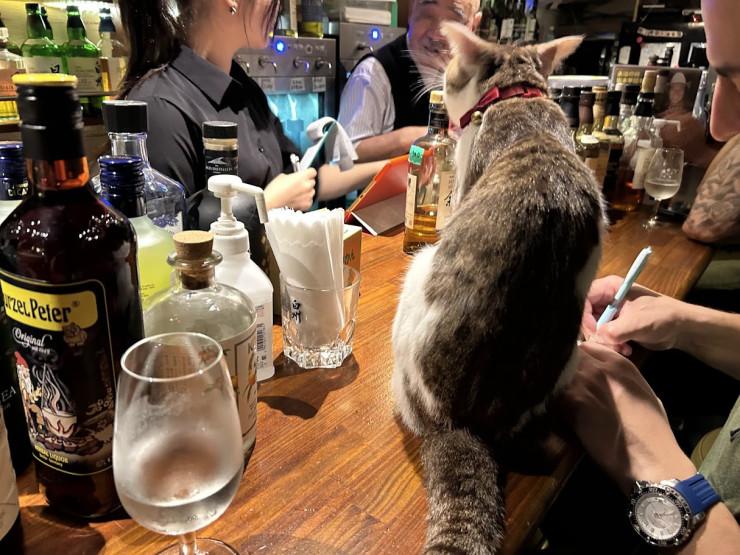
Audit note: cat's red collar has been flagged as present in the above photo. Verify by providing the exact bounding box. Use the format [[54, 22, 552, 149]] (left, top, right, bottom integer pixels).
[[459, 85, 544, 129]]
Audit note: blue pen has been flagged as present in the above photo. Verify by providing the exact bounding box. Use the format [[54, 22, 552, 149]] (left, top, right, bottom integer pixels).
[[596, 246, 653, 330]]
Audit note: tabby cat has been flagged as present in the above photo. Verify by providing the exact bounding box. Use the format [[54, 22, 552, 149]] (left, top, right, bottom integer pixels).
[[391, 23, 606, 553]]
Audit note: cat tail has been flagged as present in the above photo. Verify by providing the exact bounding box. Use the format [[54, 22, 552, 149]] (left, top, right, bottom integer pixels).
[[421, 427, 504, 554]]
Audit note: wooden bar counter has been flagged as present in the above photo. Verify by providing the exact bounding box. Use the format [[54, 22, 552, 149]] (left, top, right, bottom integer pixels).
[[16, 208, 715, 554]]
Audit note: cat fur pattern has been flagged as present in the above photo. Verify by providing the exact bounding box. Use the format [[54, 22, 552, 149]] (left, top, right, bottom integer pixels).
[[391, 23, 607, 554]]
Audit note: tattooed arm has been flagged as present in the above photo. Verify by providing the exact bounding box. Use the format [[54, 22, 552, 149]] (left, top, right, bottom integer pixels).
[[683, 133, 740, 244]]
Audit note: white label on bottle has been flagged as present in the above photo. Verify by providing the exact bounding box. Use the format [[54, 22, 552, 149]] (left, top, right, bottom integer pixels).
[[435, 171, 455, 230], [500, 19, 514, 40], [65, 57, 104, 92], [312, 76, 326, 92], [107, 57, 127, 91], [253, 301, 274, 380], [524, 18, 537, 41], [22, 57, 63, 74], [220, 324, 257, 453], [290, 78, 305, 92], [0, 409, 20, 540], [631, 147, 655, 190], [258, 77, 275, 92], [404, 173, 418, 229]]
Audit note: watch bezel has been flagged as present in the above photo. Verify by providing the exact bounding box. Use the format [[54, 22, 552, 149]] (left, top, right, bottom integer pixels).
[[628, 482, 693, 547]]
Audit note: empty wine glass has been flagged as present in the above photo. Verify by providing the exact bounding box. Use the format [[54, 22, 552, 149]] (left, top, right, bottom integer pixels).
[[643, 147, 684, 229], [113, 332, 244, 554]]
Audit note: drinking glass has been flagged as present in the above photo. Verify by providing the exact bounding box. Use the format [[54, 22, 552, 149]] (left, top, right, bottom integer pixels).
[[643, 147, 684, 229], [114, 332, 244, 554]]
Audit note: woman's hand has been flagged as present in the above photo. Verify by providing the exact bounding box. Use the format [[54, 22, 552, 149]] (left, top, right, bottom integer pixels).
[[264, 168, 317, 211]]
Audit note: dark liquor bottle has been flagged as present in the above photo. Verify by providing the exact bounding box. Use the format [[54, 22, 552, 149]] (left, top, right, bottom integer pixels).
[[0, 73, 144, 518], [593, 91, 625, 200], [0, 142, 32, 473]]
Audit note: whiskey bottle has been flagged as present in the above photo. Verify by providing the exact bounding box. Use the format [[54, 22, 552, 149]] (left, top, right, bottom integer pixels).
[[97, 8, 127, 94], [0, 73, 144, 518], [593, 91, 625, 201], [99, 155, 174, 305], [21, 3, 63, 74], [144, 230, 258, 461], [559, 86, 580, 141], [100, 100, 187, 234], [403, 91, 456, 254], [575, 91, 602, 181], [62, 5, 104, 117]]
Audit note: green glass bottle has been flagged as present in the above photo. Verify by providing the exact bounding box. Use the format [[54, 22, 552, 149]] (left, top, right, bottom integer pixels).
[[40, 7, 53, 40], [21, 3, 63, 75], [63, 5, 103, 117]]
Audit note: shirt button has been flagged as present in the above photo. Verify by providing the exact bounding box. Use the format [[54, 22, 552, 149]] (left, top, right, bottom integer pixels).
[[258, 146, 265, 152]]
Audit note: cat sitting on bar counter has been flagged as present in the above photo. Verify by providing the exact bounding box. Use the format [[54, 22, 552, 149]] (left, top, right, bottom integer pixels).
[[391, 23, 607, 554]]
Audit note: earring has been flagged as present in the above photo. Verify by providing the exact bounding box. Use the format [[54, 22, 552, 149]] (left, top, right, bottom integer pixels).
[[230, 3, 237, 14]]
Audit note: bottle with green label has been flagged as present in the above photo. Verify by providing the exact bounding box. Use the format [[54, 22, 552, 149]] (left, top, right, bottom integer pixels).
[[21, 3, 63, 75], [403, 91, 456, 254], [63, 5, 104, 117], [0, 73, 144, 518]]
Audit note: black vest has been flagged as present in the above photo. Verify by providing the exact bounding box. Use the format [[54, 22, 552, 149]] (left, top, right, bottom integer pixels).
[[359, 34, 431, 130]]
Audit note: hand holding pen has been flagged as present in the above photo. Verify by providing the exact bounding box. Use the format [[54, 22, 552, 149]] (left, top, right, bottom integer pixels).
[[596, 246, 652, 330]]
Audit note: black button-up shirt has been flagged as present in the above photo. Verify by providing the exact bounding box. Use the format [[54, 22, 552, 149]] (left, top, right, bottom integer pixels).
[[127, 46, 304, 271]]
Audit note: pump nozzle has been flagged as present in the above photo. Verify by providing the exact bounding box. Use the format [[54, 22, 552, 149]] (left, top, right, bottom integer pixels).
[[652, 118, 681, 133], [208, 174, 269, 224]]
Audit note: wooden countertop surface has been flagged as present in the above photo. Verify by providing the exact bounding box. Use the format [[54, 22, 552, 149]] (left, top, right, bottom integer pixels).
[[16, 207, 716, 554]]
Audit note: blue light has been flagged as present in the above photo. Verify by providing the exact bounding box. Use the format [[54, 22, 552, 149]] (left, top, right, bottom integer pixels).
[[370, 28, 380, 41], [275, 40, 286, 53]]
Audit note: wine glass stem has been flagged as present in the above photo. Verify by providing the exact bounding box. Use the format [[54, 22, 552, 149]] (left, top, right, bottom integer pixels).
[[178, 532, 198, 555], [649, 199, 661, 222]]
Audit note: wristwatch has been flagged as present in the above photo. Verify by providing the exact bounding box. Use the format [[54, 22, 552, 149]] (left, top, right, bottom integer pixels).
[[628, 473, 721, 547]]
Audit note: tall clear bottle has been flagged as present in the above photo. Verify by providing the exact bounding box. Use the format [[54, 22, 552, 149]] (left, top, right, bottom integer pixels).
[[403, 91, 456, 254], [593, 91, 625, 201], [0, 73, 144, 518], [0, 408, 22, 552], [144, 230, 258, 462], [21, 3, 63, 74], [100, 100, 187, 234], [0, 142, 32, 474], [99, 155, 174, 305], [62, 5, 103, 117], [97, 7, 127, 94]]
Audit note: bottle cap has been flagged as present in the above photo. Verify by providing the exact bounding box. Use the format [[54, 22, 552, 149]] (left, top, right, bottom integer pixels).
[[605, 90, 622, 115], [203, 121, 238, 139], [103, 100, 148, 134], [173, 230, 214, 260], [429, 90, 444, 105], [99, 155, 146, 218], [620, 84, 640, 106], [579, 90, 595, 107], [25, 3, 40, 11], [641, 70, 657, 93], [0, 141, 28, 201]]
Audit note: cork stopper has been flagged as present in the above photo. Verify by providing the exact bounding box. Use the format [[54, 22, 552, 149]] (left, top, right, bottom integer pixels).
[[641, 70, 657, 93], [173, 230, 214, 260]]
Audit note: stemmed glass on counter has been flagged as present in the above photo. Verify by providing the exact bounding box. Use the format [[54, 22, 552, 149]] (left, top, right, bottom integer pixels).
[[643, 147, 684, 229], [113, 332, 244, 554]]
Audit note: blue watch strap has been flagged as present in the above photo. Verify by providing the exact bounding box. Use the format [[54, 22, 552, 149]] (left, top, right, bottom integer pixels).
[[673, 474, 721, 516]]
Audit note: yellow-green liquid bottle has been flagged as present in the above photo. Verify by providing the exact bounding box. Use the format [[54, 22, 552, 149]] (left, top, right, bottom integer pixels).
[[99, 155, 173, 305]]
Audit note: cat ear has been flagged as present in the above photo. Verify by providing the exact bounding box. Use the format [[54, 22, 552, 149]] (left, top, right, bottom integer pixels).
[[536, 36, 584, 77], [440, 21, 486, 65]]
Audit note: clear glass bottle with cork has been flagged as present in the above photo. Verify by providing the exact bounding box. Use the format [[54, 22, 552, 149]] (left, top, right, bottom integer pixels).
[[144, 230, 258, 462], [403, 90, 456, 254]]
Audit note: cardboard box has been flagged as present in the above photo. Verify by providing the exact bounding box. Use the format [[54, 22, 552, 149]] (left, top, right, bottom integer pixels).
[[343, 224, 362, 275]]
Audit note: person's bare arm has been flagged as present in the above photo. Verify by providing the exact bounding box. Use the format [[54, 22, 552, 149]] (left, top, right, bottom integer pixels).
[[683, 133, 740, 244], [353, 126, 428, 163], [316, 160, 388, 201]]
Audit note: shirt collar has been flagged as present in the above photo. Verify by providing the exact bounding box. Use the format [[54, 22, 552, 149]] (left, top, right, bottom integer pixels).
[[170, 45, 246, 106]]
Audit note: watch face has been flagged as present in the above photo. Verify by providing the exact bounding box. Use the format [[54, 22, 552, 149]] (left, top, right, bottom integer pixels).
[[634, 493, 682, 540]]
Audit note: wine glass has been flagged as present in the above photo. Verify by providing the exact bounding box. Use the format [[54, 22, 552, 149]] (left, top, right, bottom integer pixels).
[[113, 332, 244, 554], [643, 147, 684, 229]]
